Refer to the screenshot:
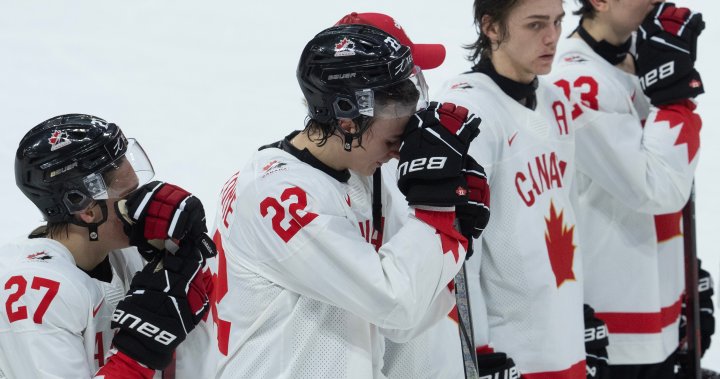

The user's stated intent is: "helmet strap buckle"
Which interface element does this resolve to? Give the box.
[70,201,109,242]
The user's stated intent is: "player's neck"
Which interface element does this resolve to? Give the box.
[580,17,632,46]
[290,131,349,172]
[53,229,112,272]
[489,54,535,85]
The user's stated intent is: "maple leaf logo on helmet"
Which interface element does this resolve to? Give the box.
[334,37,356,57]
[48,130,71,151]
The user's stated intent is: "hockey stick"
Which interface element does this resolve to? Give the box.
[682,183,701,379]
[455,264,479,379]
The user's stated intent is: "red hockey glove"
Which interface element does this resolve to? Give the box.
[635,2,704,105]
[115,181,217,261]
[455,156,490,259]
[397,101,481,207]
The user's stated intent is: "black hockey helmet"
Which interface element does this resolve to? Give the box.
[15,114,154,223]
[296,24,429,126]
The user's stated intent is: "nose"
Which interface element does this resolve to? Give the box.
[544,23,561,45]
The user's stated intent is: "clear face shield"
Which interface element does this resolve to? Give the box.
[333,66,430,121]
[63,138,155,214]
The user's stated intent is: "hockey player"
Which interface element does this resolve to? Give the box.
[0,114,214,378]
[548,1,704,377]
[208,24,482,378]
[335,13,458,379]
[436,0,588,377]
[333,12,488,378]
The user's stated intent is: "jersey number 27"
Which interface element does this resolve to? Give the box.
[4,275,60,323]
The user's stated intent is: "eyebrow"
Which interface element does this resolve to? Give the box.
[525,12,566,21]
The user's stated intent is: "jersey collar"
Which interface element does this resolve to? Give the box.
[470,59,538,110]
[575,22,631,66]
[259,131,351,183]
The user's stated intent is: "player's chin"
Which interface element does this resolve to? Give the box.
[535,57,554,75]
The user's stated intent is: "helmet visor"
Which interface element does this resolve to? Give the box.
[334,66,429,121]
[65,138,154,213]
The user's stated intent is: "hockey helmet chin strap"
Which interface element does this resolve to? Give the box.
[336,120,383,231]
[70,200,109,242]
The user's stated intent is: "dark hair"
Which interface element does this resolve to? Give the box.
[465,0,523,63]
[304,78,420,147]
[574,0,596,19]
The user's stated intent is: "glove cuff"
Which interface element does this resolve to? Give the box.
[113,330,174,370]
[648,70,704,106]
[405,177,468,207]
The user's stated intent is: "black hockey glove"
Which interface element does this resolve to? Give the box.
[584,304,610,379]
[115,181,217,261]
[679,259,715,357]
[111,241,212,370]
[635,2,705,105]
[396,101,481,207]
[476,351,520,378]
[456,156,490,259]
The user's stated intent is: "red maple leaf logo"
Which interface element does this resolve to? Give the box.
[655,105,701,163]
[49,130,62,144]
[544,201,576,288]
[335,37,350,50]
[414,209,467,263]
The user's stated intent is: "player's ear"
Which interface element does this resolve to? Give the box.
[337,118,358,134]
[587,0,609,13]
[481,14,500,45]
[77,203,100,224]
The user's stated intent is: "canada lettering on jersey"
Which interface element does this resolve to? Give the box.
[514,152,567,207]
[358,217,384,252]
[220,172,239,229]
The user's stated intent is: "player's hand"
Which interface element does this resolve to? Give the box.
[476,351,519,378]
[110,241,212,370]
[584,304,610,379]
[679,259,715,357]
[455,156,489,259]
[115,181,217,260]
[635,2,704,105]
[396,101,481,207]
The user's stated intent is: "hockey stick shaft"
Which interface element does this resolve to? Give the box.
[683,184,701,379]
[455,263,479,379]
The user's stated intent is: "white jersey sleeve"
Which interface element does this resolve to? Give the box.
[550,38,699,214]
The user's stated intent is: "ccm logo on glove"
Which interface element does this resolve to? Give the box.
[397,157,447,176]
[112,309,177,345]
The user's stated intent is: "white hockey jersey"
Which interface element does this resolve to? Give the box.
[0,238,145,379]
[209,137,467,378]
[436,72,586,378]
[548,37,700,364]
